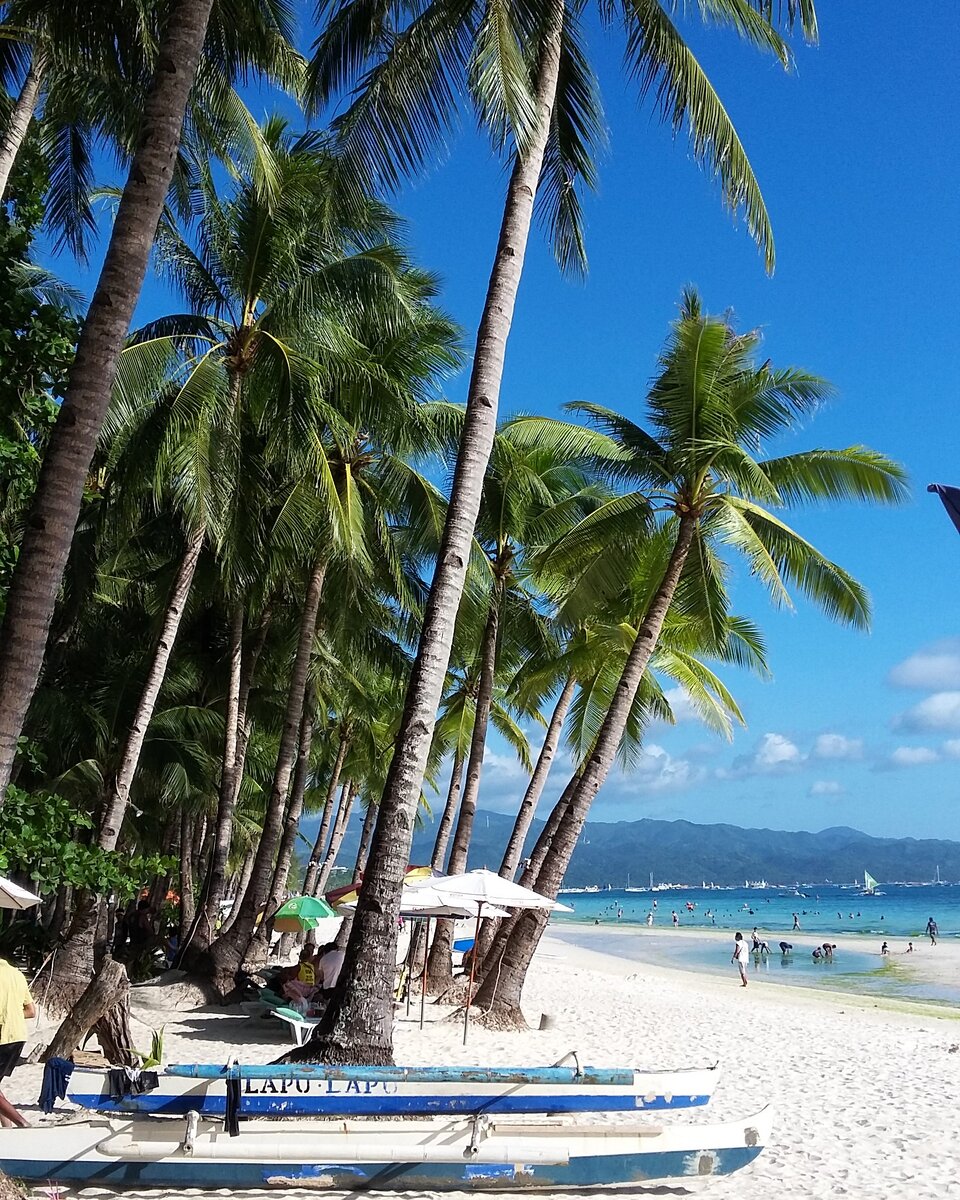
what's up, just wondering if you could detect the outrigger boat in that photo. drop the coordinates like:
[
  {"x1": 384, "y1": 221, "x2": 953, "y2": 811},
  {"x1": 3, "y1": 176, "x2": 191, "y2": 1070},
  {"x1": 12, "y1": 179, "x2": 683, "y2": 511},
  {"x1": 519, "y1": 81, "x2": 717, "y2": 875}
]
[
  {"x1": 3, "y1": 1106, "x2": 773, "y2": 1190},
  {"x1": 67, "y1": 1059, "x2": 720, "y2": 1117}
]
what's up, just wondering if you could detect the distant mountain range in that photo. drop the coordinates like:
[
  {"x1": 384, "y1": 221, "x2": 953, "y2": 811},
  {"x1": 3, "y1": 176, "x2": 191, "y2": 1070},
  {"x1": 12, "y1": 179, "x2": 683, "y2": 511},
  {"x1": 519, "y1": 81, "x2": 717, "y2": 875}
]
[{"x1": 308, "y1": 810, "x2": 960, "y2": 888}]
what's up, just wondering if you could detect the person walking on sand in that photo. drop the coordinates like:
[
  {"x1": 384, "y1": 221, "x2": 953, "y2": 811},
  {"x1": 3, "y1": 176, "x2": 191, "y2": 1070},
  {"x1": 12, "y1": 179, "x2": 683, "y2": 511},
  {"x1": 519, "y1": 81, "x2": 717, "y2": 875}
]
[
  {"x1": 881, "y1": 941, "x2": 889, "y2": 956},
  {"x1": 926, "y1": 917, "x2": 938, "y2": 946},
  {"x1": 732, "y1": 932, "x2": 750, "y2": 987},
  {"x1": 672, "y1": 910, "x2": 679, "y2": 927},
  {"x1": 0, "y1": 955, "x2": 36, "y2": 1128}
]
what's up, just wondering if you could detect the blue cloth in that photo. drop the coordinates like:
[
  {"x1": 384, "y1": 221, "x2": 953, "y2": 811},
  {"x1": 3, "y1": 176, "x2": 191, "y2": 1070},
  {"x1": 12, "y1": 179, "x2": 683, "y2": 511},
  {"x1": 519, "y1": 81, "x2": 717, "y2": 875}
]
[
  {"x1": 929, "y1": 484, "x2": 960, "y2": 536},
  {"x1": 39, "y1": 1056, "x2": 75, "y2": 1113}
]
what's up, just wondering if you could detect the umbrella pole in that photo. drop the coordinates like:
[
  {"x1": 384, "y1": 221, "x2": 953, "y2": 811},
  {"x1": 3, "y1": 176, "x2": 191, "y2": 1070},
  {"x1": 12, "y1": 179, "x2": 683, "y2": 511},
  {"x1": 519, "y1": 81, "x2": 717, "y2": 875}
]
[
  {"x1": 419, "y1": 918, "x2": 430, "y2": 1031},
  {"x1": 463, "y1": 909, "x2": 482, "y2": 1046},
  {"x1": 405, "y1": 920, "x2": 416, "y2": 1016}
]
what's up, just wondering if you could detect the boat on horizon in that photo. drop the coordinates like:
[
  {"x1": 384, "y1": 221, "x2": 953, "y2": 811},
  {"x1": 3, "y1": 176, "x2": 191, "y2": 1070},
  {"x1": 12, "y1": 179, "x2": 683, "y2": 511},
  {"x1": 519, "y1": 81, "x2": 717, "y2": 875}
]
[{"x1": 858, "y1": 870, "x2": 885, "y2": 897}]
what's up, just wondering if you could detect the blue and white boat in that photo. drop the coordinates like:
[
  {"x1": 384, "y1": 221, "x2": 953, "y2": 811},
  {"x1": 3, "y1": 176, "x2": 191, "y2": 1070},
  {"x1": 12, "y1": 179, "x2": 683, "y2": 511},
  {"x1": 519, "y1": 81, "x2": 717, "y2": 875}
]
[
  {"x1": 67, "y1": 1060, "x2": 719, "y2": 1117},
  {"x1": 3, "y1": 1106, "x2": 772, "y2": 1190}
]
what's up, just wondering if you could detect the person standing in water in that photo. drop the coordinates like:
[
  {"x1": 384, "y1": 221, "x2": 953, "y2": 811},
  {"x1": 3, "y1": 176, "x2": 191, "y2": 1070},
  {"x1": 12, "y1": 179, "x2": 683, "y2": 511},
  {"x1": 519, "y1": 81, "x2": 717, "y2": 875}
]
[
  {"x1": 792, "y1": 912, "x2": 801, "y2": 931},
  {"x1": 732, "y1": 932, "x2": 750, "y2": 987},
  {"x1": 926, "y1": 917, "x2": 938, "y2": 946}
]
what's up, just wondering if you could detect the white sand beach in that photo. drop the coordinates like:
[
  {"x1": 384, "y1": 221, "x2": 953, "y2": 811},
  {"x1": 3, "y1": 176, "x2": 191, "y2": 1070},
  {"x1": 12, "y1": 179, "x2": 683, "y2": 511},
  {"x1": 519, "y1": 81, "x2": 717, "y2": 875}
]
[{"x1": 8, "y1": 933, "x2": 960, "y2": 1200}]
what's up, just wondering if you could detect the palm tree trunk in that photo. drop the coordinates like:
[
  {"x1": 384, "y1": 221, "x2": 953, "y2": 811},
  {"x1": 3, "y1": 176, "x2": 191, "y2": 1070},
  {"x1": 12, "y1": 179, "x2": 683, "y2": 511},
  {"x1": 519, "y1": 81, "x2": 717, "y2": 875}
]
[
  {"x1": 98, "y1": 526, "x2": 204, "y2": 851},
  {"x1": 474, "y1": 774, "x2": 578, "y2": 980},
  {"x1": 296, "y1": 0, "x2": 567, "y2": 1067},
  {"x1": 316, "y1": 781, "x2": 356, "y2": 895},
  {"x1": 192, "y1": 603, "x2": 244, "y2": 952},
  {"x1": 0, "y1": 0, "x2": 218, "y2": 799},
  {"x1": 332, "y1": 799, "x2": 379, "y2": 954},
  {"x1": 473, "y1": 675, "x2": 576, "y2": 966},
  {"x1": 302, "y1": 733, "x2": 350, "y2": 897},
  {"x1": 425, "y1": 598, "x2": 499, "y2": 992},
  {"x1": 474, "y1": 516, "x2": 698, "y2": 1022},
  {"x1": 178, "y1": 810, "x2": 196, "y2": 943},
  {"x1": 354, "y1": 800, "x2": 378, "y2": 877},
  {"x1": 192, "y1": 603, "x2": 271, "y2": 947},
  {"x1": 218, "y1": 845, "x2": 255, "y2": 936},
  {"x1": 206, "y1": 560, "x2": 326, "y2": 994},
  {"x1": 430, "y1": 753, "x2": 464, "y2": 871},
  {"x1": 52, "y1": 528, "x2": 203, "y2": 998},
  {"x1": 411, "y1": 758, "x2": 463, "y2": 974},
  {"x1": 501, "y1": 673, "x2": 575, "y2": 881},
  {"x1": 249, "y1": 703, "x2": 315, "y2": 962},
  {"x1": 0, "y1": 51, "x2": 46, "y2": 199}
]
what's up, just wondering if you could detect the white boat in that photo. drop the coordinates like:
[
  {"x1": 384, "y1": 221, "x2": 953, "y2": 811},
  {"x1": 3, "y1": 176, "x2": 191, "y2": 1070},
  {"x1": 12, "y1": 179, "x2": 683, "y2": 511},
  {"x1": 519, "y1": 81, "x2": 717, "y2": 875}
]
[
  {"x1": 67, "y1": 1060, "x2": 720, "y2": 1117},
  {"x1": 2, "y1": 1107, "x2": 773, "y2": 1189},
  {"x1": 859, "y1": 870, "x2": 885, "y2": 897}
]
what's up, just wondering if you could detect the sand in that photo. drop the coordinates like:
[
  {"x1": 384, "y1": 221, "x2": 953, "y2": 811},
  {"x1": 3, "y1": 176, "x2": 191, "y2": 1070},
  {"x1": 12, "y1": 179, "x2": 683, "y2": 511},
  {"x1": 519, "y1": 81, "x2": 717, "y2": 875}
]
[{"x1": 7, "y1": 931, "x2": 960, "y2": 1200}]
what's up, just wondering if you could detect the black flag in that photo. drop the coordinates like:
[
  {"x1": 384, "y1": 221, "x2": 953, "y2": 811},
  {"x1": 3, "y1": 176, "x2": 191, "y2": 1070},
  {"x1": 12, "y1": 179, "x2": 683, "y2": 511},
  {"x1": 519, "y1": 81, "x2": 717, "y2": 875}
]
[{"x1": 928, "y1": 483, "x2": 960, "y2": 537}]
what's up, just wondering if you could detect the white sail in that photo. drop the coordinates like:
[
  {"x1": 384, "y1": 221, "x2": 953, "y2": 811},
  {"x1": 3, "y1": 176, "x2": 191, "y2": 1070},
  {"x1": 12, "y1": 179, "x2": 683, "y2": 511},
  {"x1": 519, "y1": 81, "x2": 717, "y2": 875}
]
[{"x1": 863, "y1": 870, "x2": 878, "y2": 892}]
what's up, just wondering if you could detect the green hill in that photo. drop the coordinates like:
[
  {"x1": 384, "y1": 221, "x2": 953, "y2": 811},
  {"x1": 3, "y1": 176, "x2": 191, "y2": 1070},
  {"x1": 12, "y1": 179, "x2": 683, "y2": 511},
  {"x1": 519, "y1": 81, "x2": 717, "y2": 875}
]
[{"x1": 314, "y1": 811, "x2": 960, "y2": 887}]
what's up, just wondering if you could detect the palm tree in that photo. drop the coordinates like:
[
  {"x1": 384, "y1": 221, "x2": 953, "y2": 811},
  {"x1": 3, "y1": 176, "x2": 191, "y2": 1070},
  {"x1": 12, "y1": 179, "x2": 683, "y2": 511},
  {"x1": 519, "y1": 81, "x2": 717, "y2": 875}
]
[
  {"x1": 307, "y1": 0, "x2": 818, "y2": 1063},
  {"x1": 48, "y1": 120, "x2": 459, "y2": 992},
  {"x1": 0, "y1": 0, "x2": 304, "y2": 799},
  {"x1": 470, "y1": 290, "x2": 907, "y2": 1022},
  {"x1": 136, "y1": 121, "x2": 455, "y2": 960},
  {"x1": 0, "y1": 0, "x2": 303, "y2": 251},
  {"x1": 196, "y1": 260, "x2": 461, "y2": 994},
  {"x1": 424, "y1": 432, "x2": 597, "y2": 990}
]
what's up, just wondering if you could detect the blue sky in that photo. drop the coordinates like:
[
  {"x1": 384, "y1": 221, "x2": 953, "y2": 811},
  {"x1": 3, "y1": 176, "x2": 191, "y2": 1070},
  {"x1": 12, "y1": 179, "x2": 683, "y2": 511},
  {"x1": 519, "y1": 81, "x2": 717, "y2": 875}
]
[{"x1": 48, "y1": 7, "x2": 960, "y2": 840}]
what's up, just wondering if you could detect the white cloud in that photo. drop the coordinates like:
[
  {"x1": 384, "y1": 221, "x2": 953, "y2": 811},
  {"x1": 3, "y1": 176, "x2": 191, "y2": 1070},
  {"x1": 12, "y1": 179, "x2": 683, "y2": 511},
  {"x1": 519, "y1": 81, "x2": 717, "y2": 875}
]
[
  {"x1": 810, "y1": 780, "x2": 844, "y2": 797},
  {"x1": 813, "y1": 733, "x2": 864, "y2": 761},
  {"x1": 480, "y1": 749, "x2": 527, "y2": 782},
  {"x1": 889, "y1": 639, "x2": 960, "y2": 690},
  {"x1": 719, "y1": 732, "x2": 805, "y2": 780},
  {"x1": 890, "y1": 746, "x2": 940, "y2": 767},
  {"x1": 629, "y1": 743, "x2": 706, "y2": 793},
  {"x1": 943, "y1": 740, "x2": 960, "y2": 759},
  {"x1": 662, "y1": 687, "x2": 699, "y2": 723},
  {"x1": 894, "y1": 692, "x2": 960, "y2": 733},
  {"x1": 755, "y1": 732, "x2": 804, "y2": 769}
]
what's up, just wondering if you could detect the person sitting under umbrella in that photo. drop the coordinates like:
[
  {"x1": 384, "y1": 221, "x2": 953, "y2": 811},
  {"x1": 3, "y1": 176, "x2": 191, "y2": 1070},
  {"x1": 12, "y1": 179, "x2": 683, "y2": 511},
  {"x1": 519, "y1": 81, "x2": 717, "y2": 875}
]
[
  {"x1": 280, "y1": 948, "x2": 320, "y2": 1006},
  {"x1": 317, "y1": 943, "x2": 345, "y2": 991}
]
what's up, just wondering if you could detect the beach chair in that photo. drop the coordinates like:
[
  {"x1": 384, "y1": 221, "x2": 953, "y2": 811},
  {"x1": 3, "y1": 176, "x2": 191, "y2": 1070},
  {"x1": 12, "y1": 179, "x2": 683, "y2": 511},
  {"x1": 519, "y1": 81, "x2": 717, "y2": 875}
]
[{"x1": 270, "y1": 1006, "x2": 321, "y2": 1047}]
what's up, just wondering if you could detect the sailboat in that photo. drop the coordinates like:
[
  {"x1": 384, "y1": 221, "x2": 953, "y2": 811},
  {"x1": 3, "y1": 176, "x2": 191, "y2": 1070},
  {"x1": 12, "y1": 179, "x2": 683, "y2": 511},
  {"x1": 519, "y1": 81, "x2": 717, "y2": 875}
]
[{"x1": 859, "y1": 870, "x2": 884, "y2": 897}]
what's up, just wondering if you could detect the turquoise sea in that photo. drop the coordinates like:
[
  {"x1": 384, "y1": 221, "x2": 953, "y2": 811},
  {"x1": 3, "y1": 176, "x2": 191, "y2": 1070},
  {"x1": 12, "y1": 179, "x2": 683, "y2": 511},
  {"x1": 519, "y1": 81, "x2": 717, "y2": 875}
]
[{"x1": 550, "y1": 884, "x2": 960, "y2": 1008}]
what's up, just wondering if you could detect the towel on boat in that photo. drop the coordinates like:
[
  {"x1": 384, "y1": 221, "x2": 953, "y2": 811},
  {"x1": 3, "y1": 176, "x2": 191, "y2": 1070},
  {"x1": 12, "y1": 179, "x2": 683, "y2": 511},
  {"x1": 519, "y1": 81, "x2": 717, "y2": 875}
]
[
  {"x1": 107, "y1": 1066, "x2": 159, "y2": 1101},
  {"x1": 225, "y1": 1075, "x2": 241, "y2": 1136},
  {"x1": 38, "y1": 1056, "x2": 74, "y2": 1113}
]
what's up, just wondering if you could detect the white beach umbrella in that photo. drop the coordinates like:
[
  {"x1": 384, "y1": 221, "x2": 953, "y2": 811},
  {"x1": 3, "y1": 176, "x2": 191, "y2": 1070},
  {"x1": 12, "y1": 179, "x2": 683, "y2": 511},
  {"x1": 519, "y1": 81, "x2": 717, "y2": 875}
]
[
  {"x1": 429, "y1": 868, "x2": 572, "y2": 912},
  {"x1": 0, "y1": 876, "x2": 41, "y2": 910},
  {"x1": 426, "y1": 870, "x2": 570, "y2": 1043}
]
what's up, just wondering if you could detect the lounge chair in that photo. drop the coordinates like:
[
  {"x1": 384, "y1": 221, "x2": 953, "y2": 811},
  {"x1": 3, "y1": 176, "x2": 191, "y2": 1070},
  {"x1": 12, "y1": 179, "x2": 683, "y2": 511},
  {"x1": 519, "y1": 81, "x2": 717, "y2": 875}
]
[{"x1": 270, "y1": 1006, "x2": 321, "y2": 1047}]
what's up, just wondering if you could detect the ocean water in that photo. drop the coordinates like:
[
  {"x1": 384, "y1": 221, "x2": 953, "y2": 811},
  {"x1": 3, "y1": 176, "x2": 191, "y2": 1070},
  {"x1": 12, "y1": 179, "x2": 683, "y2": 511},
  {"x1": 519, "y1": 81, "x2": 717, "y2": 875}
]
[
  {"x1": 552, "y1": 883, "x2": 960, "y2": 939},
  {"x1": 549, "y1": 884, "x2": 960, "y2": 1007}
]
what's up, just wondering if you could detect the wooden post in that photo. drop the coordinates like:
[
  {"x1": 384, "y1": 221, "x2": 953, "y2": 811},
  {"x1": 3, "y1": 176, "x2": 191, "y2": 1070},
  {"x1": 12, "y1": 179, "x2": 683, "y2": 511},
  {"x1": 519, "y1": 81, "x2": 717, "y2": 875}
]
[{"x1": 42, "y1": 957, "x2": 136, "y2": 1065}]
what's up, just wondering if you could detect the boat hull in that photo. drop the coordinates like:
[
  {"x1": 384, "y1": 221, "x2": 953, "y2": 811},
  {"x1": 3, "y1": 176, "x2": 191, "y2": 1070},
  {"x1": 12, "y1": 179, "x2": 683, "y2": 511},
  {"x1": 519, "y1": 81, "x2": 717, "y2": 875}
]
[
  {"x1": 68, "y1": 1063, "x2": 718, "y2": 1117},
  {"x1": 2, "y1": 1109, "x2": 771, "y2": 1190}
]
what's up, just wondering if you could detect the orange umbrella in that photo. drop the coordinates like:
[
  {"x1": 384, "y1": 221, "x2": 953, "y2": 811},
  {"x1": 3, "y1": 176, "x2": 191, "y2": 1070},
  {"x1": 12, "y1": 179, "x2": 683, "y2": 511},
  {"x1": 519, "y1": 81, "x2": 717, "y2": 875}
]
[{"x1": 326, "y1": 865, "x2": 437, "y2": 910}]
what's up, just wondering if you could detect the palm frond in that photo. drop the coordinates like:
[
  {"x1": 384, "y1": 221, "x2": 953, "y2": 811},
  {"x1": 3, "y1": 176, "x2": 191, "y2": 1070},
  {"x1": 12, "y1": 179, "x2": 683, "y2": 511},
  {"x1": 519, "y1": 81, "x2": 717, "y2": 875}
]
[{"x1": 622, "y1": 0, "x2": 778, "y2": 271}]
